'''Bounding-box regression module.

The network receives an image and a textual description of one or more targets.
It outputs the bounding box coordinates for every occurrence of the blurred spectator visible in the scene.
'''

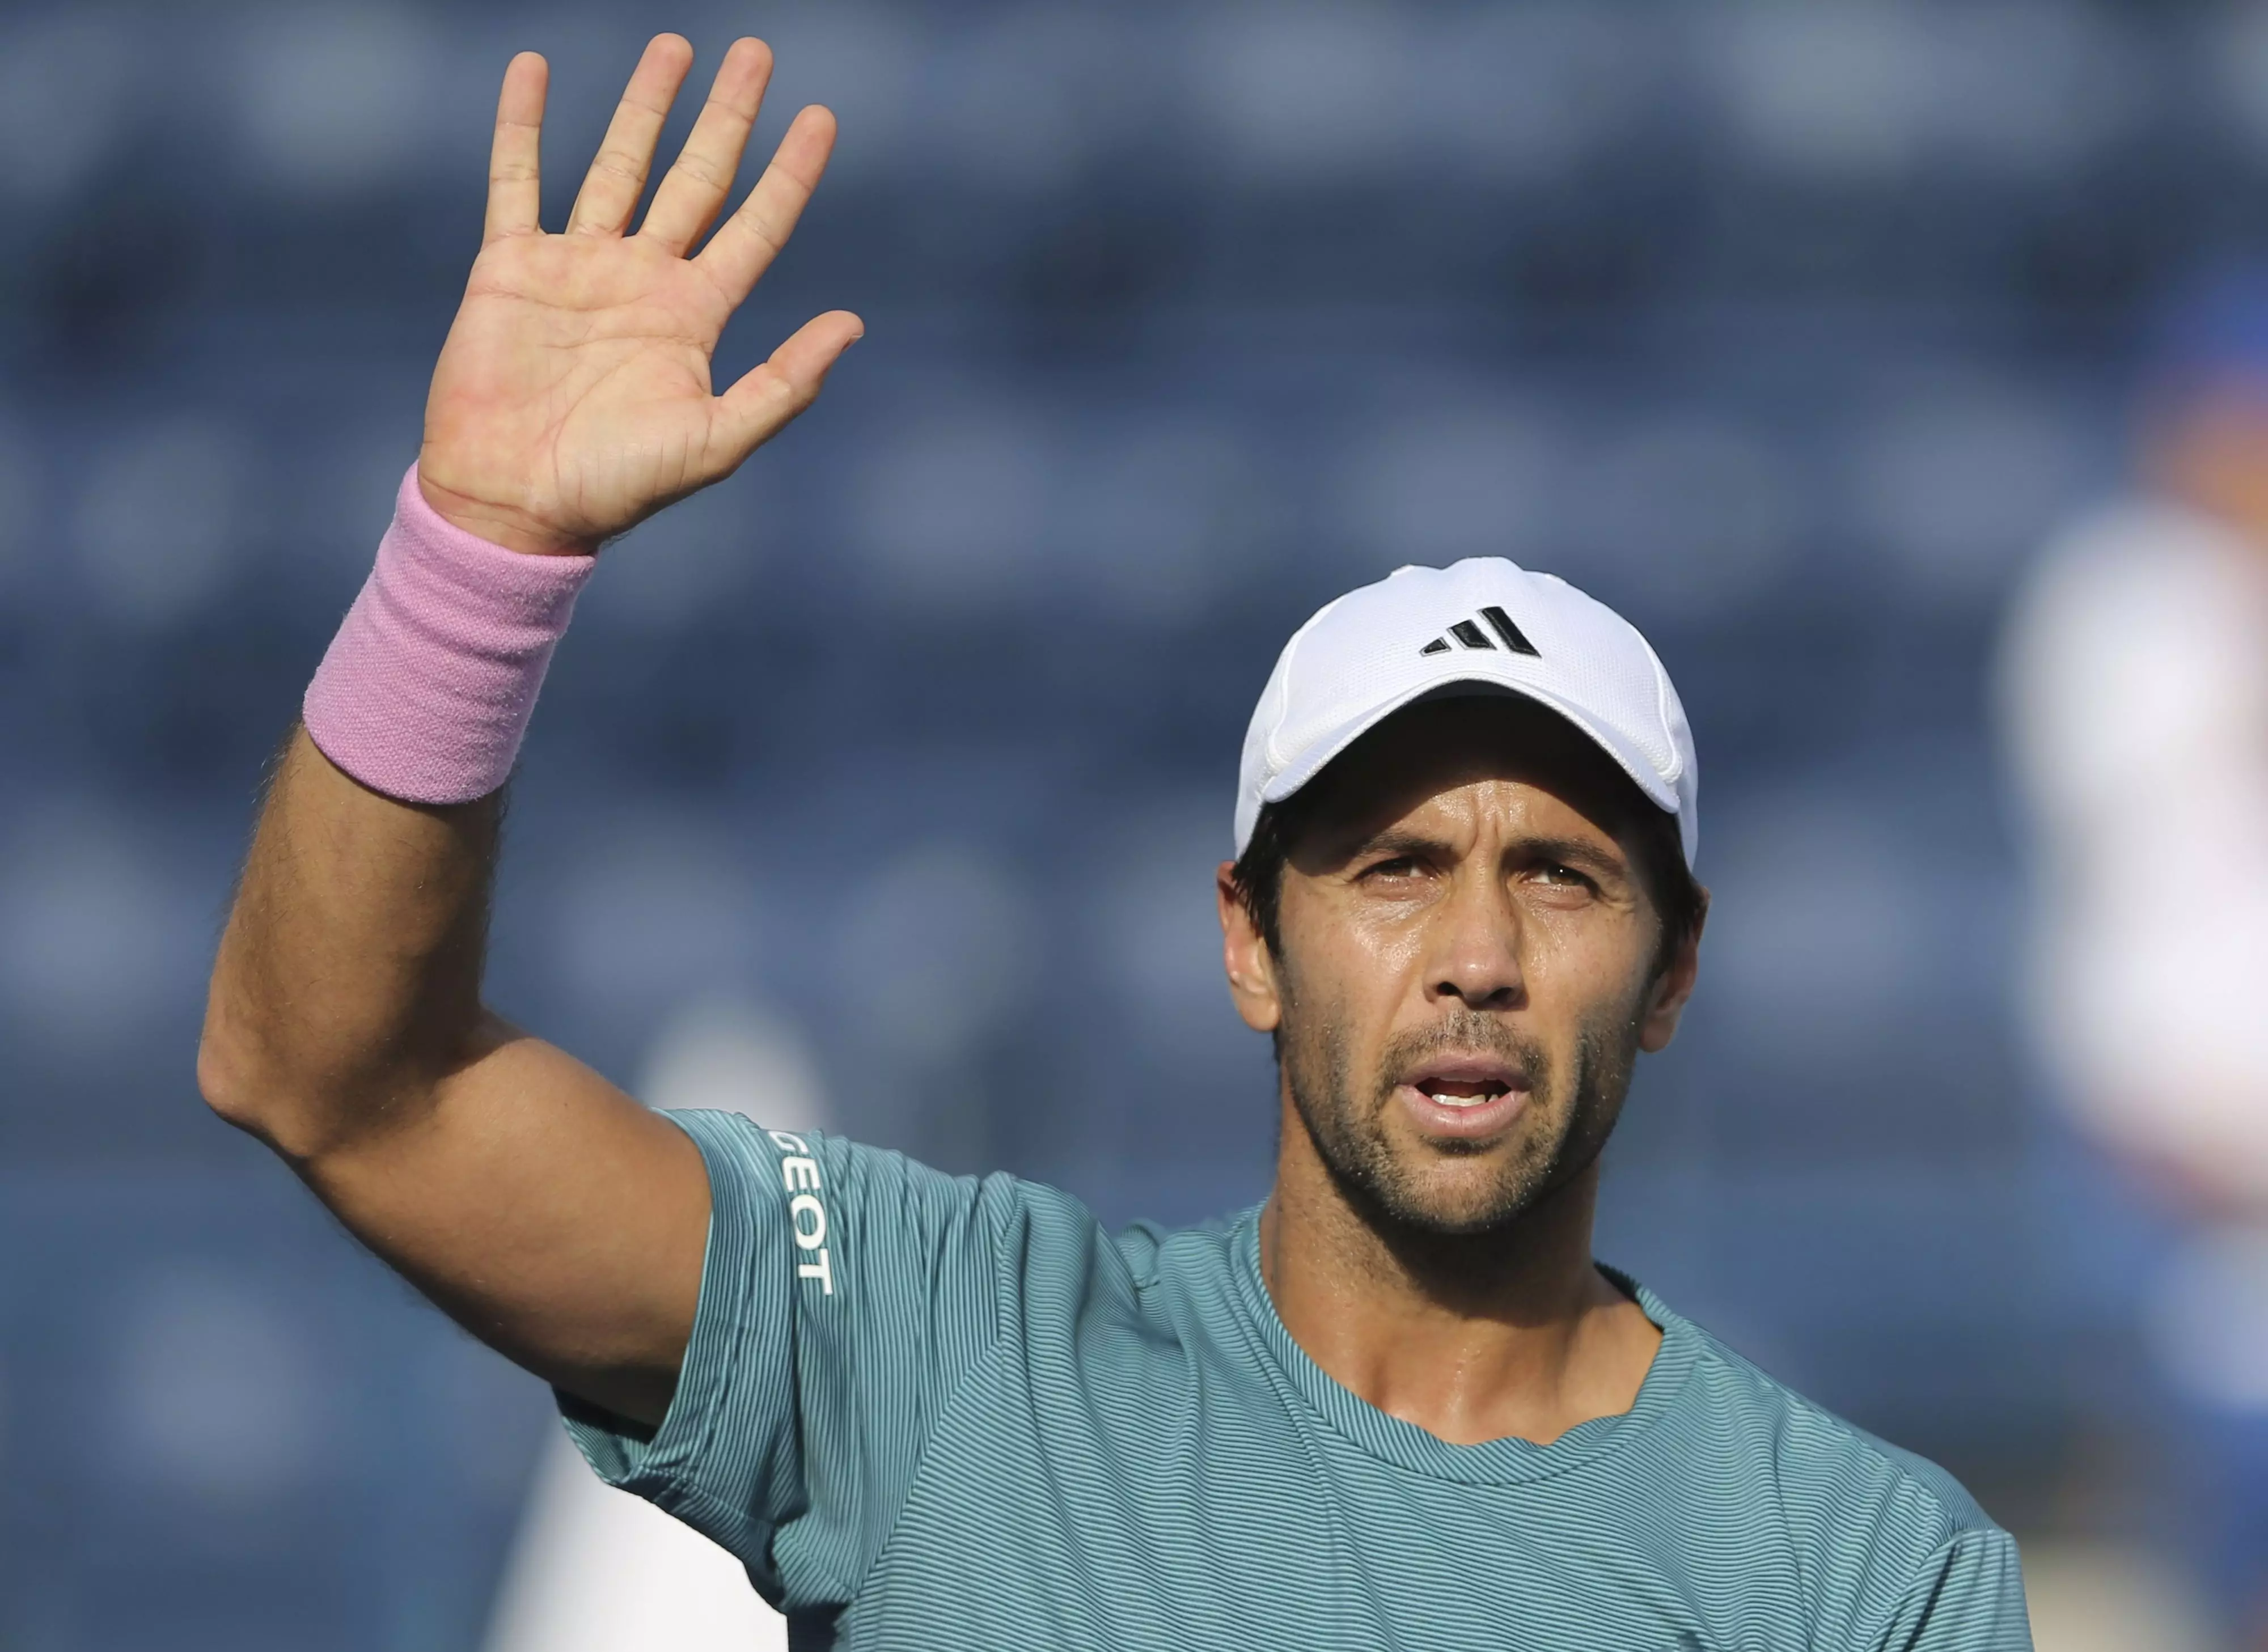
[2000,265,2268,1647]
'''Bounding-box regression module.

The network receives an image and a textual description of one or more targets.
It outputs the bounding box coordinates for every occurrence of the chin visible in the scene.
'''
[1387,1109,1586,1222]
[1377,1165,1537,1238]
[1389,1200,1527,1242]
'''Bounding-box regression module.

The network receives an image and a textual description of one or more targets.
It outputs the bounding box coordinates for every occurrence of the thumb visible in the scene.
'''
[709,310,865,473]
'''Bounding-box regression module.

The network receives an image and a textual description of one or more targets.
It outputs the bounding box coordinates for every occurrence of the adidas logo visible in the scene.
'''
[1420,605,1539,658]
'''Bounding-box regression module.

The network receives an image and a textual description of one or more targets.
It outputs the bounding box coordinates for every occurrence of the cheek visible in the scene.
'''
[1293,904,1430,1014]
[1513,903,1653,1013]
[1275,907,1428,1061]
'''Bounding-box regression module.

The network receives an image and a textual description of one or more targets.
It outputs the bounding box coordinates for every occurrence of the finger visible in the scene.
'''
[565,33,695,238]
[692,105,837,308]
[709,310,865,468]
[484,52,548,244]
[641,37,773,256]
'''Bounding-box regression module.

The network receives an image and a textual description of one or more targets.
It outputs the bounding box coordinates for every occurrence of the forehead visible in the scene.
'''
[1287,694,1643,861]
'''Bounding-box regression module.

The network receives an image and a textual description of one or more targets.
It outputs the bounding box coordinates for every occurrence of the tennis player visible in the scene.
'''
[201,37,2032,1650]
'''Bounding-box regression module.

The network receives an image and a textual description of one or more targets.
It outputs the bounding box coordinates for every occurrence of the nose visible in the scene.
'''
[1423,866,1525,1012]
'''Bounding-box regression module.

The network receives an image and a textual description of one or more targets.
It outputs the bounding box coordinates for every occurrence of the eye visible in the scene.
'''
[1361,854,1424,881]
[1533,862,1596,891]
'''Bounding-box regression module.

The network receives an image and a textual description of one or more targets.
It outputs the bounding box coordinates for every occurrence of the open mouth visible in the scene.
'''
[1413,1077,1513,1110]
[1394,1057,1530,1138]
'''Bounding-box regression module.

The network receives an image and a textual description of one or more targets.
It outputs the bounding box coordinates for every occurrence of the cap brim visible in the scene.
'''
[1259,671,1683,839]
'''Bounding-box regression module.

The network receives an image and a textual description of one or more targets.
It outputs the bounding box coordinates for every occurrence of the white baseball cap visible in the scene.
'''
[1235,558,1698,867]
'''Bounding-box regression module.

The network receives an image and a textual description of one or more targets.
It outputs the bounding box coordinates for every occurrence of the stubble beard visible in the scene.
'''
[1281,996,1638,1243]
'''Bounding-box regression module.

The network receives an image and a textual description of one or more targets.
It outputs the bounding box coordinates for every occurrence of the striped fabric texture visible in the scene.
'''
[563,1112,2033,1651]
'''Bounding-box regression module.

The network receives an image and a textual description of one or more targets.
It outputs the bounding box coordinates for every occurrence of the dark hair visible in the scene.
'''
[1228,783,1703,979]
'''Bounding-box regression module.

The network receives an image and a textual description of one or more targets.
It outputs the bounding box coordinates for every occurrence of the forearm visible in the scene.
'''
[202,722,707,1419]
[201,447,591,1152]
[200,726,501,1160]
[187,33,853,1420]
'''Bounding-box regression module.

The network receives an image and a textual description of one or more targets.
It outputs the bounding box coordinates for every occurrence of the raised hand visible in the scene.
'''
[418,36,862,557]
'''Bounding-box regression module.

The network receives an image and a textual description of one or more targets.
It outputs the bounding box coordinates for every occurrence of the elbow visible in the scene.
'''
[197,998,460,1163]
[196,1028,335,1165]
[196,999,316,1158]
[197,1016,274,1140]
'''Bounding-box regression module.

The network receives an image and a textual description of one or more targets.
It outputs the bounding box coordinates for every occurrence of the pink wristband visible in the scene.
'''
[303,465,596,804]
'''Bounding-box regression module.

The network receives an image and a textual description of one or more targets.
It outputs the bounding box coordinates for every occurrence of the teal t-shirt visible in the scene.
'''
[565,1112,2032,1651]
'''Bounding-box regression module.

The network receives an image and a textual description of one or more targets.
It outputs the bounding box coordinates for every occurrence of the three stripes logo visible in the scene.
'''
[1420,605,1539,658]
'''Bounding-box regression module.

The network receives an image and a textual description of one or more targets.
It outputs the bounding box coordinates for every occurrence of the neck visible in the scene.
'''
[1258,1087,1660,1447]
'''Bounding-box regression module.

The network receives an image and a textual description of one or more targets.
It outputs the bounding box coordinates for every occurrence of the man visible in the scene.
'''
[2000,268,2268,1645]
[201,36,2030,1650]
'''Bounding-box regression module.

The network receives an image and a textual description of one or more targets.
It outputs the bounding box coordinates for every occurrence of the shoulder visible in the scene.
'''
[675,1109,1069,1222]
[1654,1297,2003,1556]
[1634,1294,2029,1638]
[675,1111,1177,1302]
[1109,1210,1247,1288]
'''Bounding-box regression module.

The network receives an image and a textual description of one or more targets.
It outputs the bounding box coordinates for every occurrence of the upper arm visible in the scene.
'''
[297,1021,711,1426]
[565,1118,1025,1605]
[1873,1530,2033,1652]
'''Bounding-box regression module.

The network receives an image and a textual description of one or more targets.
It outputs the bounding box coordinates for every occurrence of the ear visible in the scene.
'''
[1216,862,1283,1034]
[1637,886,1708,1053]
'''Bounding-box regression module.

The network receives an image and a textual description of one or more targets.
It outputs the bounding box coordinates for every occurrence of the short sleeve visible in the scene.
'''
[1870,1529,2034,1652]
[560,1111,1015,1610]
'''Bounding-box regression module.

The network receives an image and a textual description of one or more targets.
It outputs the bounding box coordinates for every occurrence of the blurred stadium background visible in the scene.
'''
[1,0,2261,1645]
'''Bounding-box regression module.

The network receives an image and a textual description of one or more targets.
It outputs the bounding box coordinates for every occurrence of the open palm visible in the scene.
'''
[418,36,862,557]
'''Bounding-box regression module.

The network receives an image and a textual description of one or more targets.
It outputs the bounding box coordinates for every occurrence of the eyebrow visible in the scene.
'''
[1347,828,1453,862]
[1344,828,1628,879]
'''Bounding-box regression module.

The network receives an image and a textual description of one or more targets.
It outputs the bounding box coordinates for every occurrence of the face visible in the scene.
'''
[1218,697,1700,1239]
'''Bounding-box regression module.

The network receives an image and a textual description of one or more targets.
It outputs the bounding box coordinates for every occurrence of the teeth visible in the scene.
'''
[1428,1090,1491,1108]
